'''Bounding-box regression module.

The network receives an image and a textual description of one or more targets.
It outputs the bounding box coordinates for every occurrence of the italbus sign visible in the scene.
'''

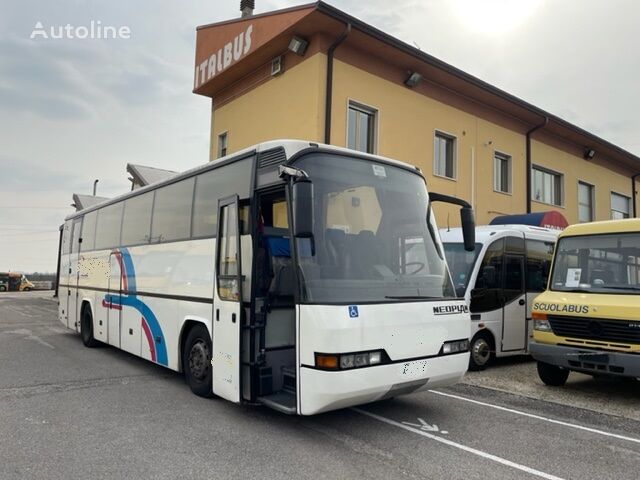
[194,24,253,89]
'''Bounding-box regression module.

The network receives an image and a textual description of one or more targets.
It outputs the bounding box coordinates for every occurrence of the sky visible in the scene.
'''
[1,0,639,272]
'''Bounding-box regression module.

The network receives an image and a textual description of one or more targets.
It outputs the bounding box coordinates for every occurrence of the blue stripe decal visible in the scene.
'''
[120,249,137,292]
[104,293,168,366]
[103,247,167,366]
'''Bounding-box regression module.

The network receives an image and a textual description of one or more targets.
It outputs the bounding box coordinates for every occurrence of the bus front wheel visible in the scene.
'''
[183,324,214,398]
[537,361,569,386]
[469,332,493,371]
[80,307,100,348]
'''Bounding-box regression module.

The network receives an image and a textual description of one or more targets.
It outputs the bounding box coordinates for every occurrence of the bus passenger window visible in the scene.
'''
[471,238,504,312]
[526,240,554,292]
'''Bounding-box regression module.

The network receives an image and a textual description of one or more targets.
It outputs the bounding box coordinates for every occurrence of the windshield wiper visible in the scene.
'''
[385,295,436,299]
[601,285,640,291]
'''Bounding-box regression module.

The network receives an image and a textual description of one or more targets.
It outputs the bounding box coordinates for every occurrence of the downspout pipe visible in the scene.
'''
[525,117,549,213]
[324,23,351,145]
[632,173,640,218]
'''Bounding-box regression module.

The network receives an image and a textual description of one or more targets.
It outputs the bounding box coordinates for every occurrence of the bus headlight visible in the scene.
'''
[442,339,469,354]
[315,350,385,371]
[533,319,552,332]
[532,312,552,332]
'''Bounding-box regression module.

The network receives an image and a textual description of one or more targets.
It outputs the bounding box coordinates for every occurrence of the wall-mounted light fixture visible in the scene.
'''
[584,148,596,160]
[404,71,423,87]
[271,56,283,76]
[288,36,309,56]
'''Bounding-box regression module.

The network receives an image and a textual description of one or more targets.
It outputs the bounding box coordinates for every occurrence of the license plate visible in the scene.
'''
[400,359,428,378]
[578,353,609,364]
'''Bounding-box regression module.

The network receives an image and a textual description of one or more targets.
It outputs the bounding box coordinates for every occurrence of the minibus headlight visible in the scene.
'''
[316,350,385,370]
[532,312,552,332]
[533,319,552,332]
[442,339,470,354]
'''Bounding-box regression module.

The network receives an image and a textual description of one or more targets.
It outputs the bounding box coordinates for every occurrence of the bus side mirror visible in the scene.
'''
[460,207,475,252]
[292,178,314,238]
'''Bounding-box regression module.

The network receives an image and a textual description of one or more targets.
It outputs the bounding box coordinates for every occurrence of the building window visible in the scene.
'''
[577,182,594,223]
[611,192,631,219]
[493,152,511,193]
[217,132,228,158]
[347,102,376,153]
[532,166,563,206]
[434,131,456,179]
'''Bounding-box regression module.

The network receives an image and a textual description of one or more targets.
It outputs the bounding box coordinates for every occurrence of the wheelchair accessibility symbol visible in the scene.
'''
[348,305,359,318]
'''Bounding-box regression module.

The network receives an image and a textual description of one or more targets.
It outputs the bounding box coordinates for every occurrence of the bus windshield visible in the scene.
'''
[443,242,481,297]
[292,153,455,303]
[550,232,640,293]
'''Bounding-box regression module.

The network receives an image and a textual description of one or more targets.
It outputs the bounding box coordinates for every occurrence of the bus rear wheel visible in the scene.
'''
[80,307,100,348]
[183,324,214,398]
[469,332,493,371]
[537,361,569,386]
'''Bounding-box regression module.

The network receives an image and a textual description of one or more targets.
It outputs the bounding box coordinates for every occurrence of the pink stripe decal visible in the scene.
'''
[102,299,122,310]
[111,250,128,291]
[141,317,156,362]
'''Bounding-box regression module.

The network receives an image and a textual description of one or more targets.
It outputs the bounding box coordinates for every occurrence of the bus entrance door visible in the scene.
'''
[501,254,526,351]
[68,217,82,331]
[107,252,122,348]
[212,196,242,402]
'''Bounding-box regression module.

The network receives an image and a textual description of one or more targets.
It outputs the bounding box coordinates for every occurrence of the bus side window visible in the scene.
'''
[526,240,554,292]
[470,238,504,313]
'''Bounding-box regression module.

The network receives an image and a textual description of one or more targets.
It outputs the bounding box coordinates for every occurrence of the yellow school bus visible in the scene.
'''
[530,219,640,385]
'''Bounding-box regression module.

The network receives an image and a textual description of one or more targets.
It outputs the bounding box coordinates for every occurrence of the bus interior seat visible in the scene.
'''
[325,228,347,266]
[263,235,296,351]
[346,230,383,278]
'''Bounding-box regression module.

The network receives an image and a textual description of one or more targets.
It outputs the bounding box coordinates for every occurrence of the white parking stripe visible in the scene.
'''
[429,390,640,445]
[353,408,566,480]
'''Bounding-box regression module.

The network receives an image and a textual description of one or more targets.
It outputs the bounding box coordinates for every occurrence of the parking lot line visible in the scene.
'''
[429,389,640,445]
[353,407,566,480]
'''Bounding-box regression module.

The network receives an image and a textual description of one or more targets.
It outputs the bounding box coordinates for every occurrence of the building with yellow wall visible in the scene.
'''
[193,2,640,227]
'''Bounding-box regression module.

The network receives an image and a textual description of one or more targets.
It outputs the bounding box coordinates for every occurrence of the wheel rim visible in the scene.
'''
[472,338,491,366]
[189,339,211,381]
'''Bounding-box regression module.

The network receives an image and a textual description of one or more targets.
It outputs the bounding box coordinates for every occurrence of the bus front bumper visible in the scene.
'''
[299,352,468,415]
[530,342,640,378]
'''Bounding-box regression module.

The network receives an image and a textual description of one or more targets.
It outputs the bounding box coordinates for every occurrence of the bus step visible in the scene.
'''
[257,392,296,414]
[282,366,296,394]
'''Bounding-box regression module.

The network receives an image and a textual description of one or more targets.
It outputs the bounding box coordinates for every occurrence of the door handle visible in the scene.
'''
[519,299,525,306]
[231,313,237,324]
[215,309,220,321]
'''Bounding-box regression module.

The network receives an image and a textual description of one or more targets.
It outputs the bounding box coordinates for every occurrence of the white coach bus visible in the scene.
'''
[57,140,475,415]
[440,225,558,370]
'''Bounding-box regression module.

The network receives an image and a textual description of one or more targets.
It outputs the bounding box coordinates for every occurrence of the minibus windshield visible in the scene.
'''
[292,153,455,304]
[550,232,640,294]
[443,242,481,297]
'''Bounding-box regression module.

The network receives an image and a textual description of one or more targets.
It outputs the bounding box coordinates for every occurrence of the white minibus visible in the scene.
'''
[57,140,475,415]
[440,225,558,369]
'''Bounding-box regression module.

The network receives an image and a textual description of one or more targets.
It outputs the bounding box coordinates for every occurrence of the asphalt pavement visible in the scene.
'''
[1,291,639,480]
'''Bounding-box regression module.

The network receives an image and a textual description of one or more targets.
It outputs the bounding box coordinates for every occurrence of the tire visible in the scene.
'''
[183,324,214,398]
[0,285,6,292]
[537,361,569,386]
[24,287,32,292]
[80,306,100,348]
[469,332,493,371]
